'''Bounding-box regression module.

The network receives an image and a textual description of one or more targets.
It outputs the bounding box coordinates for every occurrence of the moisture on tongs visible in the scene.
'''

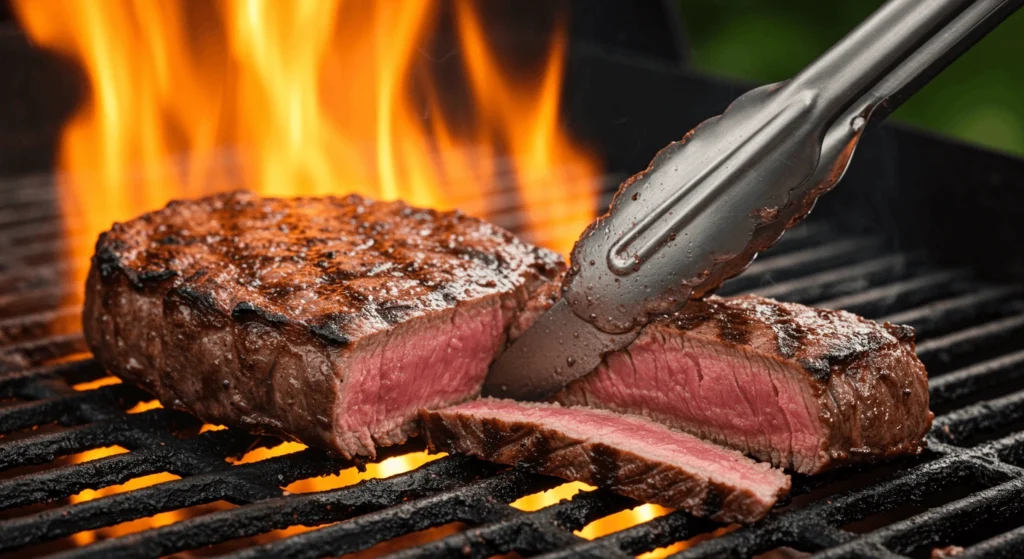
[485,0,1023,401]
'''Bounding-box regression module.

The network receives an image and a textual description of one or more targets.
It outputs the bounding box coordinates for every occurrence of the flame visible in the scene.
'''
[13,0,600,297]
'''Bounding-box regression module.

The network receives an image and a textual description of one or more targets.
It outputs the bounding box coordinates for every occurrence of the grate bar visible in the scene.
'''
[749,253,920,304]
[0,444,361,553]
[0,385,129,434]
[0,407,206,472]
[0,420,130,473]
[719,237,885,295]
[223,467,556,559]
[0,306,82,345]
[0,205,62,231]
[385,489,636,559]
[817,268,974,318]
[0,219,69,246]
[931,387,1024,446]
[670,456,996,558]
[0,449,178,513]
[813,478,1024,558]
[930,349,1024,409]
[45,455,496,559]
[534,510,719,559]
[0,260,85,295]
[0,358,105,396]
[0,286,80,317]
[880,286,1024,338]
[0,332,89,372]
[0,428,258,513]
[914,312,1024,368]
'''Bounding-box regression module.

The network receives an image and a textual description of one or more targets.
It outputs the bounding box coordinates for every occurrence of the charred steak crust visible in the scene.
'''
[84,191,564,457]
[558,295,933,474]
[420,399,791,523]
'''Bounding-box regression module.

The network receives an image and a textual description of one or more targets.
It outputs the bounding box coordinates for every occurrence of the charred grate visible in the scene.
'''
[2,174,1024,559]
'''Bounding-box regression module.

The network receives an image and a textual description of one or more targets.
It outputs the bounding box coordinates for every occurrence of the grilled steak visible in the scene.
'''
[420,399,791,523]
[83,191,563,458]
[557,295,932,474]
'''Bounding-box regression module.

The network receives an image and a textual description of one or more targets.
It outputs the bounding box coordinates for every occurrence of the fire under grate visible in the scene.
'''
[3,175,1024,559]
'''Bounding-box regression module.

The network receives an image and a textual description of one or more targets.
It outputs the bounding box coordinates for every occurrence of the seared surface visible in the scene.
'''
[558,295,933,473]
[84,191,563,457]
[421,399,791,523]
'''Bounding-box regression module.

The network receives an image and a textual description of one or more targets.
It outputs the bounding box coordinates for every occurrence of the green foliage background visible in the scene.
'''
[677,1,1024,156]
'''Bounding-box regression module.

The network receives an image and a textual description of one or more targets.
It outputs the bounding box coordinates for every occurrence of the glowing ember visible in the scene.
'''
[63,446,185,546]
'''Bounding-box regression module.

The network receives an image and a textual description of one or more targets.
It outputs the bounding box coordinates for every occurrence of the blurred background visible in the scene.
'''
[677,0,1024,157]
[1,0,1021,169]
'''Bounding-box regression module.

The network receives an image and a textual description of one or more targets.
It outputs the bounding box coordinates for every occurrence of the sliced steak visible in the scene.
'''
[420,399,791,523]
[84,191,563,458]
[557,295,932,474]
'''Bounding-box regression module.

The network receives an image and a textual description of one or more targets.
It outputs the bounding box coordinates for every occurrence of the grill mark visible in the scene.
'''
[494,424,540,462]
[420,412,460,453]
[93,191,562,353]
[714,303,754,346]
[231,301,289,325]
[307,321,353,347]
[137,269,178,284]
[171,285,220,316]
[613,461,660,490]
[765,302,808,360]
[799,358,832,382]
[588,443,621,487]
[701,484,725,518]
[375,304,417,325]
[478,417,503,457]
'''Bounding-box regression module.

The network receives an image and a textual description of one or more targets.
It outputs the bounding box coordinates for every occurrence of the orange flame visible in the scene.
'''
[13,0,599,283]
[13,0,680,550]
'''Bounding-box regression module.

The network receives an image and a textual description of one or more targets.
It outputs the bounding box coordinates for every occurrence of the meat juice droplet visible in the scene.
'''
[572,331,580,339]
[566,357,576,367]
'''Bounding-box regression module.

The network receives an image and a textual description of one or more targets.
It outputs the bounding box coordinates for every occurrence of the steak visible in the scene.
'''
[83,191,563,458]
[420,399,791,523]
[557,295,932,474]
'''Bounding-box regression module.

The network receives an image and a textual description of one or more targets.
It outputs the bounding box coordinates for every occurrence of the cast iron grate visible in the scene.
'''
[2,174,1024,559]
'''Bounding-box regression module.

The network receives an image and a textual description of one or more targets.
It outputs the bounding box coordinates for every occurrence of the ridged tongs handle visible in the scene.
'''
[484,0,1023,401]
[571,0,1018,334]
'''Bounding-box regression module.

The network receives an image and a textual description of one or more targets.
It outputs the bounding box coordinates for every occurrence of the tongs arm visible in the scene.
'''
[484,0,1024,402]
[845,0,1023,126]
[813,0,1024,199]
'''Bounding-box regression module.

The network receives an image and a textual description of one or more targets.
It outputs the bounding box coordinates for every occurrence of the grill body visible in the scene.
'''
[2,10,1024,559]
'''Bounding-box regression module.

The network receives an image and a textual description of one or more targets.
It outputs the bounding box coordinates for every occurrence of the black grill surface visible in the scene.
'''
[3,174,1024,559]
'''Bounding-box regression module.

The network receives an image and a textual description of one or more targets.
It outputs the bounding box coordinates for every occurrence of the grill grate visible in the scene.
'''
[2,174,1024,559]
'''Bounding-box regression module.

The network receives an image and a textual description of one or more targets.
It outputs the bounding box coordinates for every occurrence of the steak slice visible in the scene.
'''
[420,399,790,523]
[557,295,933,474]
[84,191,563,458]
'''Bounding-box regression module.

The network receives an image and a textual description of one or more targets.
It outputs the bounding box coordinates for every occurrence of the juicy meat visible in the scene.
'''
[83,191,563,458]
[420,399,791,523]
[557,295,933,474]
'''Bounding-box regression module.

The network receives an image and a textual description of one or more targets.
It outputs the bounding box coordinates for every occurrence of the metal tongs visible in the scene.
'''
[485,0,1023,400]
